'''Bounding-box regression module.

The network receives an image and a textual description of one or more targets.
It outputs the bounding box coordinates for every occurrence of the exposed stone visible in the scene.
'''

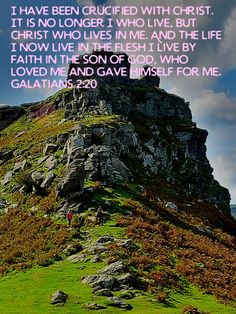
[57,161,84,196]
[57,133,70,145]
[31,172,43,185]
[99,261,126,276]
[84,303,107,310]
[165,202,178,211]
[45,156,57,170]
[96,236,114,244]
[41,171,55,188]
[120,290,135,300]
[94,288,114,297]
[13,160,28,172]
[116,239,135,251]
[90,254,101,263]
[87,242,108,254]
[67,253,87,263]
[117,273,133,285]
[82,274,115,289]
[57,203,68,217]
[13,149,24,158]
[107,296,133,310]
[50,290,68,305]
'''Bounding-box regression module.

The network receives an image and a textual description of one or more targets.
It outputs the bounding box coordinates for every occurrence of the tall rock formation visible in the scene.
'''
[0,52,231,214]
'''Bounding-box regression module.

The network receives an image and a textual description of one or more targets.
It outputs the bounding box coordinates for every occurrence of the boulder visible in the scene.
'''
[31,172,43,185]
[117,273,133,285]
[45,156,57,170]
[107,296,133,310]
[94,288,114,297]
[84,303,107,310]
[50,290,68,305]
[67,253,87,263]
[66,135,85,155]
[83,274,115,290]
[98,261,126,276]
[116,239,135,251]
[87,242,108,254]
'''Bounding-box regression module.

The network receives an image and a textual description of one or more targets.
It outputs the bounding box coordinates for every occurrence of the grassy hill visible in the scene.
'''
[0,87,236,313]
[0,219,235,314]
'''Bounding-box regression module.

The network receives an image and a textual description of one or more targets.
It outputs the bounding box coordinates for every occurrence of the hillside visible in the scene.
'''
[0,79,236,313]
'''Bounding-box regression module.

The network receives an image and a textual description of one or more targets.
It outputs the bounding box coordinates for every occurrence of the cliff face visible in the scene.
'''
[56,81,230,213]
[0,79,231,215]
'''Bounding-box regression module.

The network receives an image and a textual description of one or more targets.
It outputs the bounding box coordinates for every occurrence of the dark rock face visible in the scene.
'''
[61,80,192,122]
[0,105,23,131]
[46,81,230,213]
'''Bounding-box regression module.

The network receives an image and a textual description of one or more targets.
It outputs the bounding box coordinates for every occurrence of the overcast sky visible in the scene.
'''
[0,0,236,203]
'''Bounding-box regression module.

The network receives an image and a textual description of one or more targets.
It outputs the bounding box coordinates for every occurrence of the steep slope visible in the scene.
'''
[0,80,236,312]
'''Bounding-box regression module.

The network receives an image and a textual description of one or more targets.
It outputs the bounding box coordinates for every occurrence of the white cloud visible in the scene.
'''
[211,155,236,202]
[190,90,236,121]
[218,8,236,69]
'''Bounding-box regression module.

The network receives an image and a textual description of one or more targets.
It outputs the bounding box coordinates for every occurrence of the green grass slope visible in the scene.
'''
[0,220,235,314]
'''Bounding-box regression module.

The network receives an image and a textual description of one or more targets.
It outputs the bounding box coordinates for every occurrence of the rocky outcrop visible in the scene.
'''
[50,290,68,305]
[61,80,192,121]
[0,72,230,214]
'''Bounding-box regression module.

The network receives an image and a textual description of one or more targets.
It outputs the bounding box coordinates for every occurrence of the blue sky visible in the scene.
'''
[1,0,236,202]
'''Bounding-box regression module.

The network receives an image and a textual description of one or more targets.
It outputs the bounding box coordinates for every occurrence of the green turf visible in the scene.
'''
[0,220,235,314]
[0,259,235,313]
